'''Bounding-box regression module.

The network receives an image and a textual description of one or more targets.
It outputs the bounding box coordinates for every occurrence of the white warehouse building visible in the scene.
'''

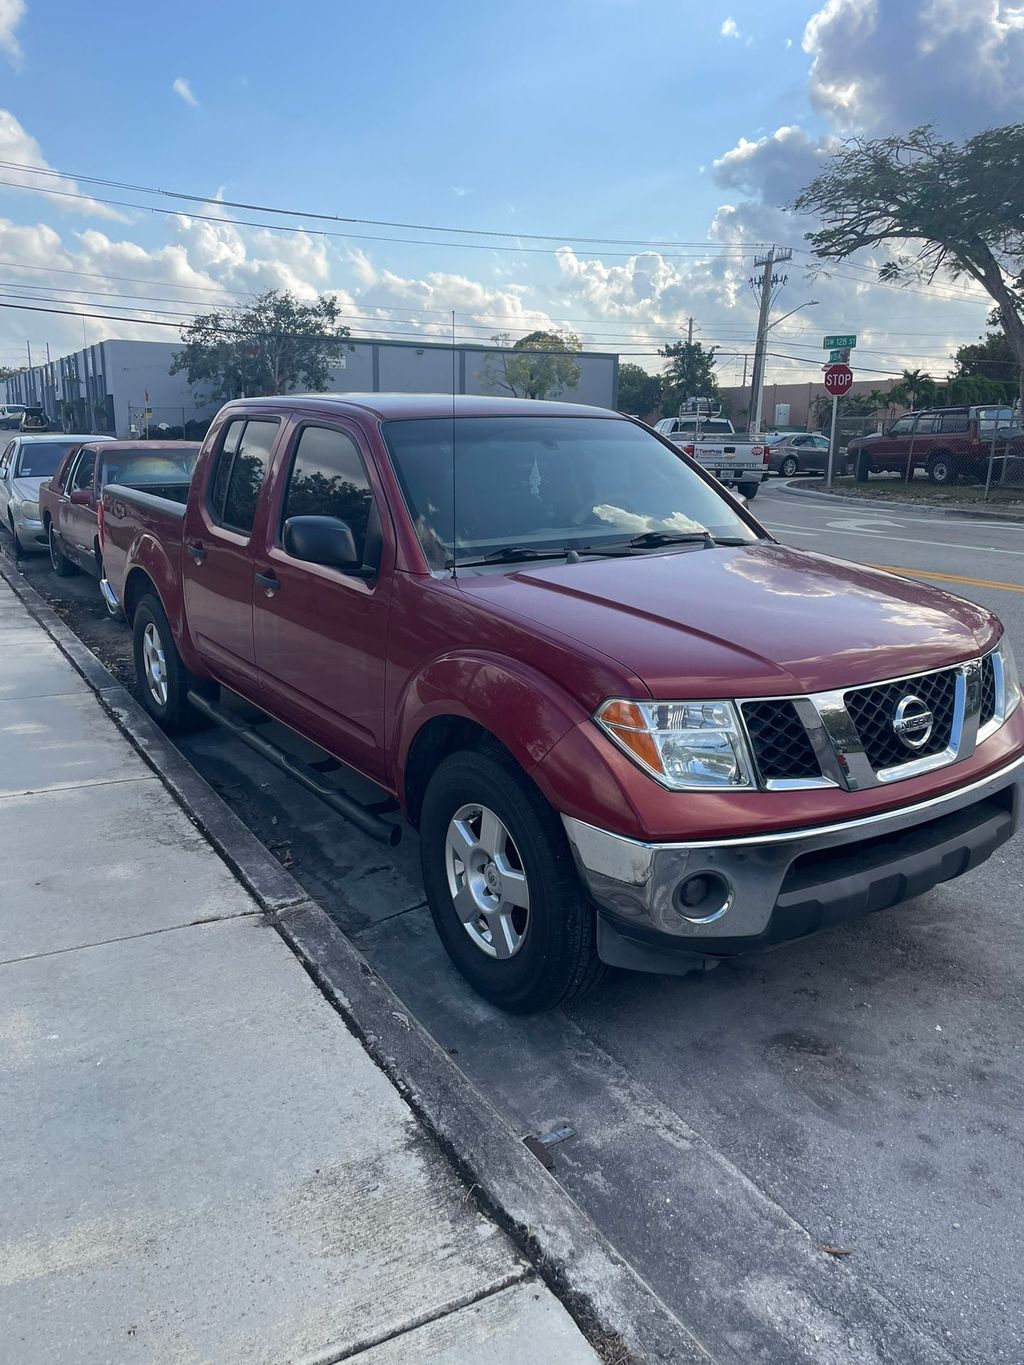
[3,336,619,439]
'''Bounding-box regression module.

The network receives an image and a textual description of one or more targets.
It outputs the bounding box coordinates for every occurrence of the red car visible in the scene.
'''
[99,395,1023,1011]
[41,441,199,597]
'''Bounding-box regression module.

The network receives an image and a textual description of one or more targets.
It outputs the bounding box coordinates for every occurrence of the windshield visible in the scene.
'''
[381,415,759,570]
[14,441,79,478]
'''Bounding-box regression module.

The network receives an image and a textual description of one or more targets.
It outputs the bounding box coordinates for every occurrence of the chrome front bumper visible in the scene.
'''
[13,512,45,548]
[563,751,1024,953]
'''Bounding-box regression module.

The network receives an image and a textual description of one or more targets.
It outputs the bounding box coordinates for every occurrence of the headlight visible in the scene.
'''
[20,500,39,520]
[595,698,755,790]
[998,639,1021,719]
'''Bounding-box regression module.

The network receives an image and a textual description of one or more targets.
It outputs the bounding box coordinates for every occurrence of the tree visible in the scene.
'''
[794,124,1024,408]
[658,339,719,416]
[171,289,351,403]
[481,330,582,400]
[616,362,663,419]
[0,365,24,381]
[890,368,937,410]
[951,315,1017,397]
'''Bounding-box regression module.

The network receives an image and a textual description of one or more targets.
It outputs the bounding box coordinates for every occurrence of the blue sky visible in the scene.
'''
[0,0,1018,381]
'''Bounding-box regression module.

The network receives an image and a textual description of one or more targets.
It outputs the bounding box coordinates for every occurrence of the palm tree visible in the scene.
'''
[896,369,935,410]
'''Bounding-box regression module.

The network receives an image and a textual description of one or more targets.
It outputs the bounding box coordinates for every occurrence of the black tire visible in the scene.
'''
[927,451,954,485]
[132,594,206,733]
[780,455,799,478]
[854,450,871,482]
[738,482,758,499]
[8,510,23,556]
[48,524,77,577]
[419,747,605,1013]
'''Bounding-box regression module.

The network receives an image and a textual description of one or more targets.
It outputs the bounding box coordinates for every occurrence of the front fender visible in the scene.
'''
[393,650,590,794]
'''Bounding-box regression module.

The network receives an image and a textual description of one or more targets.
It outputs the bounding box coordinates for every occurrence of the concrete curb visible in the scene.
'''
[777,479,1024,524]
[0,555,703,1365]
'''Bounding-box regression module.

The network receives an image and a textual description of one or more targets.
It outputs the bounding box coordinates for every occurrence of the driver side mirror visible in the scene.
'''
[69,489,92,506]
[283,515,362,573]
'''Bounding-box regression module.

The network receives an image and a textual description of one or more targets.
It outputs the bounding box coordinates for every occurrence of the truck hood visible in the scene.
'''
[457,542,1000,698]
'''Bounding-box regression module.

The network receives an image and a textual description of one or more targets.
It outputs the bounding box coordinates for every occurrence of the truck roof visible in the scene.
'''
[233,393,618,421]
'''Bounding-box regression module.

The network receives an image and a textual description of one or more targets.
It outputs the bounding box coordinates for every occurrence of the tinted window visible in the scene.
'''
[208,418,278,535]
[888,418,914,436]
[282,426,374,560]
[14,441,80,477]
[940,414,970,434]
[72,449,97,493]
[914,416,938,434]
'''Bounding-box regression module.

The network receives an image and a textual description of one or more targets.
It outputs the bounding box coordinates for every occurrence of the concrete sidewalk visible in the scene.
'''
[0,578,598,1365]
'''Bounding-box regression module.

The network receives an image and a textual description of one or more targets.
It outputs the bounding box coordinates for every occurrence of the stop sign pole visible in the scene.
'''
[823,362,854,489]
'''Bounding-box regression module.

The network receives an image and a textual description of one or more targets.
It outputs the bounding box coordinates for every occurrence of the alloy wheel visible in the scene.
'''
[141,622,169,708]
[444,803,531,958]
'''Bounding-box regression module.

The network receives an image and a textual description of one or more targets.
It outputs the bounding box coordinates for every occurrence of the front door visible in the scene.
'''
[253,420,392,783]
[61,446,99,565]
[0,440,16,521]
[182,415,281,691]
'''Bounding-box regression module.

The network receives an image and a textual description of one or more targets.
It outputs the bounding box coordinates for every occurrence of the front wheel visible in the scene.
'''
[419,747,604,1013]
[132,594,206,733]
[8,511,23,556]
[49,525,77,577]
[780,455,799,478]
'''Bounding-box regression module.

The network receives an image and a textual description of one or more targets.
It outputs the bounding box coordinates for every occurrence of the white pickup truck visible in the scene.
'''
[653,415,770,498]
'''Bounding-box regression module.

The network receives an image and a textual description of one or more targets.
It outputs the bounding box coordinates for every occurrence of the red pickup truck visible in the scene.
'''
[100,394,1023,1012]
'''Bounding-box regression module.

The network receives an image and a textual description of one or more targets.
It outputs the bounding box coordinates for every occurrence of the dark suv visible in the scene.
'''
[848,405,1019,485]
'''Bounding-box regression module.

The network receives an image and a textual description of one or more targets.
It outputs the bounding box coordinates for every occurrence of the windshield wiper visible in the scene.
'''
[627,529,717,549]
[450,545,579,567]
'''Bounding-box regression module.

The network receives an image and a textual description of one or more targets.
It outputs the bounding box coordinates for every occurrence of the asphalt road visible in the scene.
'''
[6,482,1023,1365]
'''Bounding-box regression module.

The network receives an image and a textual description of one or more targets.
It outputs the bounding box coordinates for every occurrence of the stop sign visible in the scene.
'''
[824,363,853,397]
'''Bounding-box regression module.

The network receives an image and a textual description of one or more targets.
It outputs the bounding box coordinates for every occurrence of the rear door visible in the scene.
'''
[182,415,281,691]
[252,418,392,782]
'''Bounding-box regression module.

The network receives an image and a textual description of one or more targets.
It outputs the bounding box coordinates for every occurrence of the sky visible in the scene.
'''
[0,0,1021,390]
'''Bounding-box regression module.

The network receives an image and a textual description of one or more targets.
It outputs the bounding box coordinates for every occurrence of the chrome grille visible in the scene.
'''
[844,669,958,771]
[980,653,996,727]
[742,700,821,782]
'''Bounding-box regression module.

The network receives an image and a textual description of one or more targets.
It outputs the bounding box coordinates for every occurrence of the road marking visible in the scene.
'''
[868,564,1024,595]
[765,522,1024,557]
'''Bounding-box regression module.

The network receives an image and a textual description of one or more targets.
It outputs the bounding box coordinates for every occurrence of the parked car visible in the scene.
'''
[0,403,26,430]
[0,433,115,554]
[847,405,1021,485]
[100,394,1023,1012]
[653,415,769,498]
[767,432,831,477]
[19,406,50,432]
[40,440,199,596]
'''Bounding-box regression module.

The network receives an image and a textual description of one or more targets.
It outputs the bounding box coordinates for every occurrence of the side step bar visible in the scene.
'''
[186,689,402,847]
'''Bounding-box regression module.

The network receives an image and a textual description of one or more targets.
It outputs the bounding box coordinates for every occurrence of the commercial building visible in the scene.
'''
[720,376,900,431]
[3,336,619,438]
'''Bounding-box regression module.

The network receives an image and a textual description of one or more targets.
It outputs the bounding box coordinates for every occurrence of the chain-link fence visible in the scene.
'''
[127,406,213,442]
[848,406,1024,498]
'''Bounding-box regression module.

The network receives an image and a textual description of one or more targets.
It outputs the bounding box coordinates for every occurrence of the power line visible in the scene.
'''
[0,177,766,263]
[0,158,776,251]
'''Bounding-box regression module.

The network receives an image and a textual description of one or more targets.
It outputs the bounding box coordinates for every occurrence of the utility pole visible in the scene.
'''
[747,246,792,433]
[687,316,694,345]
[45,342,51,363]
[26,340,32,369]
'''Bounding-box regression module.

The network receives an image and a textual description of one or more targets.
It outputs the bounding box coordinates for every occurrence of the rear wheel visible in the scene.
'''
[854,450,871,482]
[927,451,954,485]
[738,481,759,499]
[48,524,77,577]
[419,747,604,1013]
[132,594,206,733]
[780,455,799,478]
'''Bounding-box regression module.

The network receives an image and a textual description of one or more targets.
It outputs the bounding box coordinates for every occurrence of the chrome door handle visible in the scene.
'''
[187,541,206,563]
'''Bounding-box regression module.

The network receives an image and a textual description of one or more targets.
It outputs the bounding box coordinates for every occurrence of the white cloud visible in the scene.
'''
[712,126,835,205]
[0,0,25,62]
[450,186,471,197]
[720,16,740,38]
[0,109,128,219]
[803,0,1024,134]
[784,36,793,48]
[172,77,198,108]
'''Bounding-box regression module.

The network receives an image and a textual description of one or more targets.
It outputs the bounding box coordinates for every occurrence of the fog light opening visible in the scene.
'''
[674,872,732,924]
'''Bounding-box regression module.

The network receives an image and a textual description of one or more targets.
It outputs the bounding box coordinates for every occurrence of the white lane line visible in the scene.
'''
[763,523,1024,557]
